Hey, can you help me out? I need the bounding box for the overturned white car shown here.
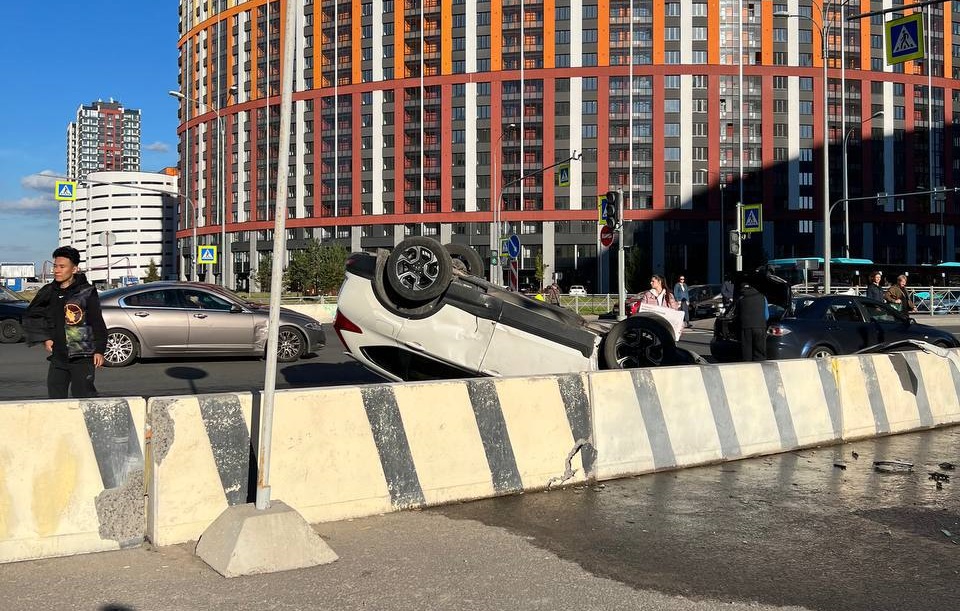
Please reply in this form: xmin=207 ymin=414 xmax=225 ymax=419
xmin=334 ymin=237 xmax=699 ymax=382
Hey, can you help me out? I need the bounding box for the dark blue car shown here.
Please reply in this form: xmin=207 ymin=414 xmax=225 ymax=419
xmin=712 ymin=289 xmax=959 ymax=361
xmin=0 ymin=285 xmax=29 ymax=343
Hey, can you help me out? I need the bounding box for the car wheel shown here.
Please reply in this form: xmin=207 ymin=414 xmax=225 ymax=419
xmin=602 ymin=316 xmax=677 ymax=369
xmin=808 ymin=345 xmax=835 ymax=359
xmin=104 ymin=329 xmax=139 ymax=367
xmin=443 ymin=243 xmax=485 ymax=277
xmin=932 ymin=339 xmax=952 ymax=349
xmin=387 ymin=237 xmax=453 ymax=302
xmin=277 ymin=326 xmax=306 ymax=362
xmin=0 ymin=319 xmax=23 ymax=343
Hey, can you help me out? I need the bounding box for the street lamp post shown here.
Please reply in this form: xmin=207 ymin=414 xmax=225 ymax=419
xmin=775 ymin=3 xmax=832 ymax=291
xmin=841 ymin=110 xmax=883 ymax=258
xmin=169 ymin=87 xmax=236 ymax=286
xmin=491 ymin=123 xmax=518 ymax=285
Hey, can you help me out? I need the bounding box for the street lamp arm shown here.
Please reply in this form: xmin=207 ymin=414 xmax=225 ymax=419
xmin=499 ymin=151 xmax=582 ymax=196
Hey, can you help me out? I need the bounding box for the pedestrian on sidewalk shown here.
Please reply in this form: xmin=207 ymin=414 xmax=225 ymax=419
xmin=673 ymin=275 xmax=691 ymax=328
xmin=24 ymin=246 xmax=107 ymax=398
xmin=884 ymin=274 xmax=916 ymax=313
xmin=735 ymin=281 xmax=768 ymax=362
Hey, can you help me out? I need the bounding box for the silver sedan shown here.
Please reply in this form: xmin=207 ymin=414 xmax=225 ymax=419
xmin=98 ymin=282 xmax=325 ymax=367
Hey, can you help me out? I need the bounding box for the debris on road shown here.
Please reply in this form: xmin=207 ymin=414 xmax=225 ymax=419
xmin=873 ymin=460 xmax=914 ymax=473
xmin=833 ymin=462 xmax=847 ymax=470
xmin=938 ymin=462 xmax=955 ymax=471
xmin=929 ymin=472 xmax=951 ymax=483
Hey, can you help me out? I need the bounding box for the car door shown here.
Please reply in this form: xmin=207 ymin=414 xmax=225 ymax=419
xmin=179 ymin=288 xmax=256 ymax=354
xmin=858 ymin=299 xmax=914 ymax=346
xmin=822 ymin=298 xmax=870 ymax=353
xmin=117 ymin=288 xmax=190 ymax=353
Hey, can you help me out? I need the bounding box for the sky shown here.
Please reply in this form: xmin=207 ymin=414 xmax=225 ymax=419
xmin=0 ymin=1 xmax=180 ymax=275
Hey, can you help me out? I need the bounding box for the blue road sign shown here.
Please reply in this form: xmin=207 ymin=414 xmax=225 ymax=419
xmin=886 ymin=14 xmax=924 ymax=65
xmin=506 ymin=234 xmax=521 ymax=258
xmin=742 ymin=204 xmax=763 ymax=234
xmin=54 ymin=181 xmax=76 ymax=202
xmin=198 ymin=245 xmax=218 ymax=265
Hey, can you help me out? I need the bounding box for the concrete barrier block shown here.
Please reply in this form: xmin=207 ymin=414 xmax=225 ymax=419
xmin=392 ymin=382 xmax=495 ymax=505
xmin=146 ymin=394 xmax=254 ymax=547
xmin=502 ymin=375 xmax=592 ymax=486
xmin=712 ymin=364 xmax=783 ymax=458
xmin=269 ymin=387 xmax=393 ymax=523
xmin=0 ymin=397 xmax=145 ymax=564
xmin=771 ymin=359 xmax=841 ymax=447
xmin=589 ymin=370 xmax=657 ymax=479
xmin=834 ymin=355 xmax=880 ymax=439
xmin=906 ymin=349 xmax=960 ymax=426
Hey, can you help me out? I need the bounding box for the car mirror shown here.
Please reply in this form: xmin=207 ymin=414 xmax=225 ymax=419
xmin=230 ymin=304 xmax=244 ymax=313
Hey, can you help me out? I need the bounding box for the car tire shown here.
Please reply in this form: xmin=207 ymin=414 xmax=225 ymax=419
xmin=0 ymin=319 xmax=23 ymax=343
xmin=386 ymin=237 xmax=453 ymax=302
xmin=277 ymin=326 xmax=306 ymax=362
xmin=932 ymin=339 xmax=952 ymax=349
xmin=602 ymin=315 xmax=677 ymax=369
xmin=808 ymin=345 xmax=835 ymax=358
xmin=443 ymin=243 xmax=485 ymax=277
xmin=104 ymin=329 xmax=139 ymax=367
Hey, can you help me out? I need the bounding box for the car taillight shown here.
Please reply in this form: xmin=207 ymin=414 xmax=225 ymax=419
xmin=767 ymin=325 xmax=791 ymax=337
xmin=333 ymin=310 xmax=362 ymax=347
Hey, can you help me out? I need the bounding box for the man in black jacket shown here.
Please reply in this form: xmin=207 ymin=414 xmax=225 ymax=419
xmin=24 ymin=246 xmax=107 ymax=398
xmin=736 ymin=282 xmax=768 ymax=362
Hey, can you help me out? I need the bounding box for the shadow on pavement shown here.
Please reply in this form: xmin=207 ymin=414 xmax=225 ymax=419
xmin=280 ymin=361 xmax=384 ymax=387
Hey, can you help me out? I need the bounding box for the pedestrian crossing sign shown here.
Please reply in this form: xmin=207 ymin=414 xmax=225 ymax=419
xmin=54 ymin=180 xmax=77 ymax=202
xmin=742 ymin=204 xmax=762 ymax=234
xmin=886 ymin=13 xmax=924 ymax=65
xmin=198 ymin=245 xmax=218 ymax=265
xmin=557 ymin=163 xmax=570 ymax=187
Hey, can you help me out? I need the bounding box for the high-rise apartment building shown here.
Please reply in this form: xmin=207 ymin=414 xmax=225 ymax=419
xmin=67 ymin=99 xmax=142 ymax=181
xmin=175 ymin=1 xmax=959 ymax=291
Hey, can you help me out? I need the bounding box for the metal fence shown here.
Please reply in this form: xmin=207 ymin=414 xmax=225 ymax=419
xmin=804 ymin=286 xmax=960 ymax=316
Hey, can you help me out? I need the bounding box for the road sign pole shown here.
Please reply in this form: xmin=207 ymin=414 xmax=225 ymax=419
xmin=616 ymin=190 xmax=626 ymax=321
xmin=736 ymin=202 xmax=743 ymax=272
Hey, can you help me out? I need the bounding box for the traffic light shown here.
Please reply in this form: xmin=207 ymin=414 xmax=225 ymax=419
xmin=728 ymin=230 xmax=741 ymax=256
xmin=604 ymin=190 xmax=621 ymax=228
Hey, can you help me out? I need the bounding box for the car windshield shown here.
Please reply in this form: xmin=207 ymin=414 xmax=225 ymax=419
xmin=0 ymin=286 xmax=26 ymax=303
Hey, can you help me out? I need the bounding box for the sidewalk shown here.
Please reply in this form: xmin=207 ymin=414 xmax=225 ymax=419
xmin=0 ymin=511 xmax=793 ymax=611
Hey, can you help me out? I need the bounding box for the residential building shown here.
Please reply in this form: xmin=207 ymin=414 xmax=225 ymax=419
xmin=67 ymin=99 xmax=142 ymax=181
xmin=174 ymin=0 xmax=958 ymax=291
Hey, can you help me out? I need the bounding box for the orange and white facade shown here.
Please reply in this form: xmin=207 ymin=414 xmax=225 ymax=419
xmin=175 ymin=0 xmax=960 ymax=290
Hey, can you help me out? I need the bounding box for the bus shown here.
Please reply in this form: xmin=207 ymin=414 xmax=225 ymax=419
xmin=766 ymin=257 xmax=960 ymax=294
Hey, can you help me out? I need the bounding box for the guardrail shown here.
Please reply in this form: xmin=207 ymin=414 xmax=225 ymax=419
xmin=798 ymin=285 xmax=960 ymax=315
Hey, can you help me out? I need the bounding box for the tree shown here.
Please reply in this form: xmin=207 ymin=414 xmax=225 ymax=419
xmin=143 ymin=259 xmax=161 ymax=283
xmin=285 ymin=240 xmax=349 ymax=295
xmin=255 ymin=253 xmax=272 ymax=292
xmin=534 ymin=250 xmax=546 ymax=289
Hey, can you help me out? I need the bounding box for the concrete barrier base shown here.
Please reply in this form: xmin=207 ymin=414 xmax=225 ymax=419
xmin=195 ymin=500 xmax=338 ymax=578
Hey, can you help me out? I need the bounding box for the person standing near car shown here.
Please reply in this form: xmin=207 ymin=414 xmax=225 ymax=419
xmin=884 ymin=274 xmax=915 ymax=312
xmin=673 ymin=275 xmax=691 ymax=328
xmin=735 ymin=281 xmax=767 ymax=362
xmin=865 ymin=271 xmax=885 ymax=302
xmin=24 ymin=246 xmax=107 ymax=398
xmin=639 ymin=275 xmax=679 ymax=309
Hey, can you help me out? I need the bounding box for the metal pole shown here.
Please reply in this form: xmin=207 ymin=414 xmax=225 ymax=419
xmin=735 ymin=202 xmax=743 ymax=272
xmin=720 ymin=183 xmax=726 ymax=281
xmin=822 ymin=5 xmax=832 ymax=293
xmin=843 ymin=127 xmax=850 ymax=258
xmin=738 ymin=0 xmax=743 ymax=234
xmin=617 ymin=189 xmax=626 ymax=321
xmin=217 ymin=110 xmax=225 ymax=286
xmin=257 ymin=0 xmax=297 ymax=512
xmin=840 ymin=0 xmax=847 ymax=259
xmin=927 ymin=5 xmax=934 ymax=262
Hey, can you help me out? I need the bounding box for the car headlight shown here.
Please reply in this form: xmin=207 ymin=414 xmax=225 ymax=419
xmin=304 ymin=322 xmax=324 ymax=330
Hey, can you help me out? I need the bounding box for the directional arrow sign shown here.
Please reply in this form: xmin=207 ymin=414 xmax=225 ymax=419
xmin=506 ymin=234 xmax=521 ymax=259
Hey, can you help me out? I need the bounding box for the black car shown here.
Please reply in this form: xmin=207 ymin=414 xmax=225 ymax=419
xmin=712 ymin=272 xmax=959 ymax=361
xmin=0 ymin=285 xmax=29 ymax=343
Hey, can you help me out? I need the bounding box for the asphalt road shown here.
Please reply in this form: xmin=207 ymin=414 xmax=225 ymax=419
xmin=0 ymin=325 xmax=382 ymax=401
xmin=2 ymin=427 xmax=956 ymax=610
xmin=1 ymin=318 xmax=957 ymax=401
